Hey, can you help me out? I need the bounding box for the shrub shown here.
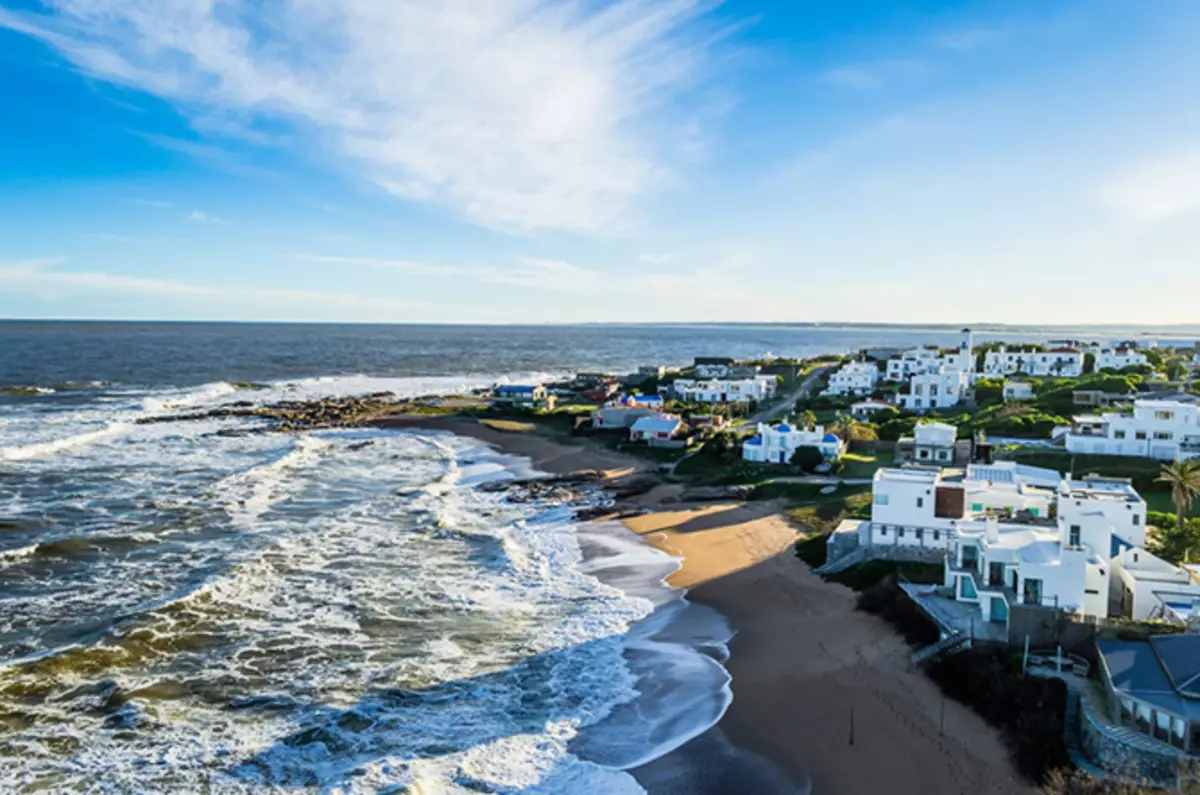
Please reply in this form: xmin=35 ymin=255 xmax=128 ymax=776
xmin=790 ymin=445 xmax=826 ymax=473
xmin=877 ymin=415 xmax=918 ymax=441
xmin=794 ymin=532 xmax=829 ymax=568
xmin=927 ymin=647 xmax=1070 ymax=784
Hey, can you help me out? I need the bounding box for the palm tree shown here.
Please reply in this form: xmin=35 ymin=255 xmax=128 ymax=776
xmin=796 ymin=409 xmax=817 ymax=431
xmin=1156 ymin=459 xmax=1200 ymax=536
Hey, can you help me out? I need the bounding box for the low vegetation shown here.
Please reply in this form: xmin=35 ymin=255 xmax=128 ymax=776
xmin=927 ymin=646 xmax=1071 ymax=784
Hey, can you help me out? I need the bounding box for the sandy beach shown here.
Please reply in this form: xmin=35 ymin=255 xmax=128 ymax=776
xmin=375 ymin=414 xmax=1033 ymax=795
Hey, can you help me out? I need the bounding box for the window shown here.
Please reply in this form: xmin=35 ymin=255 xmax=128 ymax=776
xmin=931 ymin=385 xmax=939 ymax=396
xmin=988 ymin=562 xmax=1004 ymax=587
xmin=933 ymin=530 xmax=940 ymax=542
xmin=1155 ymin=410 xmax=1175 ymax=421
xmin=917 ymin=497 xmax=924 ymax=508
xmin=960 ymin=576 xmax=977 ymax=599
xmin=916 ymin=528 xmax=924 ymax=541
xmin=874 ymin=494 xmax=889 ymax=506
xmin=878 ymin=525 xmax=888 ymax=536
xmin=1133 ymin=514 xmax=1141 ymax=526
xmin=898 ymin=527 xmax=906 ymax=538
xmin=915 ymin=384 xmax=925 ymax=395
xmin=1114 ymin=430 xmax=1126 ymax=440
xmin=918 ymin=449 xmax=929 ymax=459
xmin=971 ymin=503 xmax=983 ymax=512
xmin=1154 ymin=431 xmax=1172 ymax=441
xmin=937 ymin=450 xmax=950 ymax=461
xmin=1136 ymin=431 xmax=1147 ymax=440
xmin=1069 ymin=525 xmax=1081 ymax=547
xmin=1023 ymin=578 xmax=1043 ymax=606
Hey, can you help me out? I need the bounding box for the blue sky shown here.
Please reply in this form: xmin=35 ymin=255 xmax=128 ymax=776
xmin=2 ymin=0 xmax=1200 ymax=324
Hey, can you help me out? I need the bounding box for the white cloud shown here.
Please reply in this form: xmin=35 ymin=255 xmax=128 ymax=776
xmin=0 ymin=258 xmax=412 ymax=316
xmin=188 ymin=210 xmax=229 ymax=224
xmin=818 ymin=60 xmax=930 ymax=90
xmin=300 ymin=254 xmax=599 ymax=294
xmin=1 ymin=1 xmax=722 ymax=234
xmin=932 ymin=28 xmax=1004 ymax=51
xmin=1097 ymin=150 xmax=1200 ymax=223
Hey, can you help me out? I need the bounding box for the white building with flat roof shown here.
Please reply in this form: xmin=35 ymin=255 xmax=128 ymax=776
xmin=1063 ymin=398 xmax=1200 ymax=461
xmin=984 ymin=347 xmax=1084 ymax=378
xmin=1003 ymin=380 xmax=1035 ymax=402
xmin=1110 ymin=547 xmax=1200 ymax=621
xmin=823 ymin=361 xmax=880 ymax=397
xmin=885 ymin=347 xmax=942 ymax=382
xmin=1096 ymin=346 xmax=1148 ymax=371
xmin=671 ymin=377 xmax=777 ymax=404
xmin=897 ymin=369 xmax=970 ymax=413
xmin=850 ymin=398 xmax=897 ymax=420
xmin=743 ymin=421 xmax=844 ymax=464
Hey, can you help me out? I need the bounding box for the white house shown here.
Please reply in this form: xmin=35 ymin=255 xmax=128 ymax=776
xmin=885 ymin=347 xmax=942 ymax=382
xmin=1095 ymin=345 xmax=1148 ymax=371
xmin=897 ymin=368 xmax=970 ymax=412
xmin=671 ymin=377 xmax=777 ymax=404
xmin=850 ymin=398 xmax=897 ymax=420
xmin=895 ymin=421 xmax=960 ymax=466
xmin=823 ymin=361 xmax=880 ymax=397
xmin=944 ymin=474 xmax=1150 ymax=624
xmin=592 ymin=395 xmax=665 ymax=429
xmin=983 ymin=346 xmax=1084 ymax=378
xmin=630 ymin=414 xmax=685 ymax=443
xmin=1062 ymin=398 xmax=1200 ymax=461
xmin=1002 ymin=380 xmax=1035 ymax=402
xmin=1110 ymin=546 xmax=1200 ymax=621
xmin=742 ymin=421 xmax=844 ymax=464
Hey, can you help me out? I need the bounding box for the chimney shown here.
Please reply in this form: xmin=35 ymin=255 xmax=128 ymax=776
xmin=985 ymin=515 xmax=1000 ymax=544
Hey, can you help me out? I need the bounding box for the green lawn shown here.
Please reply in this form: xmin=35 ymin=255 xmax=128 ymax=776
xmin=838 ymin=450 xmax=895 ymax=479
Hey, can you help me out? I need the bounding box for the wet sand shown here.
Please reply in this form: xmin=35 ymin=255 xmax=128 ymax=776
xmin=374 ymin=414 xmax=1033 ymax=795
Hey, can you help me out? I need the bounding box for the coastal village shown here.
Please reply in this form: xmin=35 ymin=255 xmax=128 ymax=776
xmin=483 ymin=330 xmax=1200 ymax=791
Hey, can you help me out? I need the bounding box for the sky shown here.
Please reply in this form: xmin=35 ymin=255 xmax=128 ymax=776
xmin=2 ymin=0 xmax=1200 ymax=324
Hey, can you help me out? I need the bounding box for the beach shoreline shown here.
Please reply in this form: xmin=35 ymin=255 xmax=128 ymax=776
xmin=373 ymin=413 xmax=1033 ymax=795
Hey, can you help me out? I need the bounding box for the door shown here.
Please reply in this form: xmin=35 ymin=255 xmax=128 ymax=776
xmin=989 ymin=597 xmax=1008 ymax=623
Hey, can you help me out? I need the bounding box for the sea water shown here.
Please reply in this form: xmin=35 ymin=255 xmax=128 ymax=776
xmin=0 ymin=374 xmax=732 ymax=793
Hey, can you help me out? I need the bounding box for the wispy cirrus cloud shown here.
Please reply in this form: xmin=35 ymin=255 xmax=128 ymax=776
xmin=0 ymin=1 xmax=725 ymax=235
xmin=931 ymin=28 xmax=1004 ymax=51
xmin=0 ymin=257 xmax=413 ymax=316
xmin=188 ymin=210 xmax=228 ymax=224
xmin=818 ymin=59 xmax=931 ymax=90
xmin=300 ymin=254 xmax=600 ymax=294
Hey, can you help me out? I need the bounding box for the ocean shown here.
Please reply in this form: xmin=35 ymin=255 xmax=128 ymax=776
xmin=0 ymin=320 xmax=1194 ymax=792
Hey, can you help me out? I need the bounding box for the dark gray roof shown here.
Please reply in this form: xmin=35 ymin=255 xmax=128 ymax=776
xmin=1151 ymin=634 xmax=1200 ymax=697
xmin=1099 ymin=638 xmax=1200 ymax=721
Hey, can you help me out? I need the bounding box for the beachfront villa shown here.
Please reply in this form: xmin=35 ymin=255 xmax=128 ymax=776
xmin=1095 ymin=345 xmax=1149 ymax=371
xmin=983 ymin=346 xmax=1085 ymax=377
xmin=823 ymin=360 xmax=880 ymax=397
xmin=849 ymin=398 xmax=897 ymax=420
xmin=831 ymin=460 xmax=1200 ymax=625
xmin=629 ymin=414 xmax=685 ymax=444
xmin=492 ymin=384 xmax=556 ymax=410
xmin=1002 ymin=380 xmax=1035 ymax=402
xmin=670 ymin=377 xmax=777 ymax=404
xmin=1061 ymin=397 xmax=1200 ymax=461
xmin=1097 ymin=634 xmax=1200 ymax=754
xmin=896 ymin=368 xmax=970 ymax=413
xmin=742 ymin=421 xmax=844 ymax=464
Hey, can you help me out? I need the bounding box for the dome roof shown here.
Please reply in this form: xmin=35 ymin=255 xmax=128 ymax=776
xmin=746 ymin=436 xmax=762 ymax=446
xmin=774 ymin=423 xmax=792 ymax=433
xmin=823 ymin=433 xmax=839 ymax=443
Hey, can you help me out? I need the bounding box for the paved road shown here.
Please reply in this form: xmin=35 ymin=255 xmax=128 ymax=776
xmin=745 ymin=364 xmax=836 ymax=425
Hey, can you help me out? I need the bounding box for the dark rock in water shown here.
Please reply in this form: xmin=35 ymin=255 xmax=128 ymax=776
xmin=346 ymin=440 xmax=374 ymax=451
xmin=476 ymin=481 xmax=513 ymax=493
